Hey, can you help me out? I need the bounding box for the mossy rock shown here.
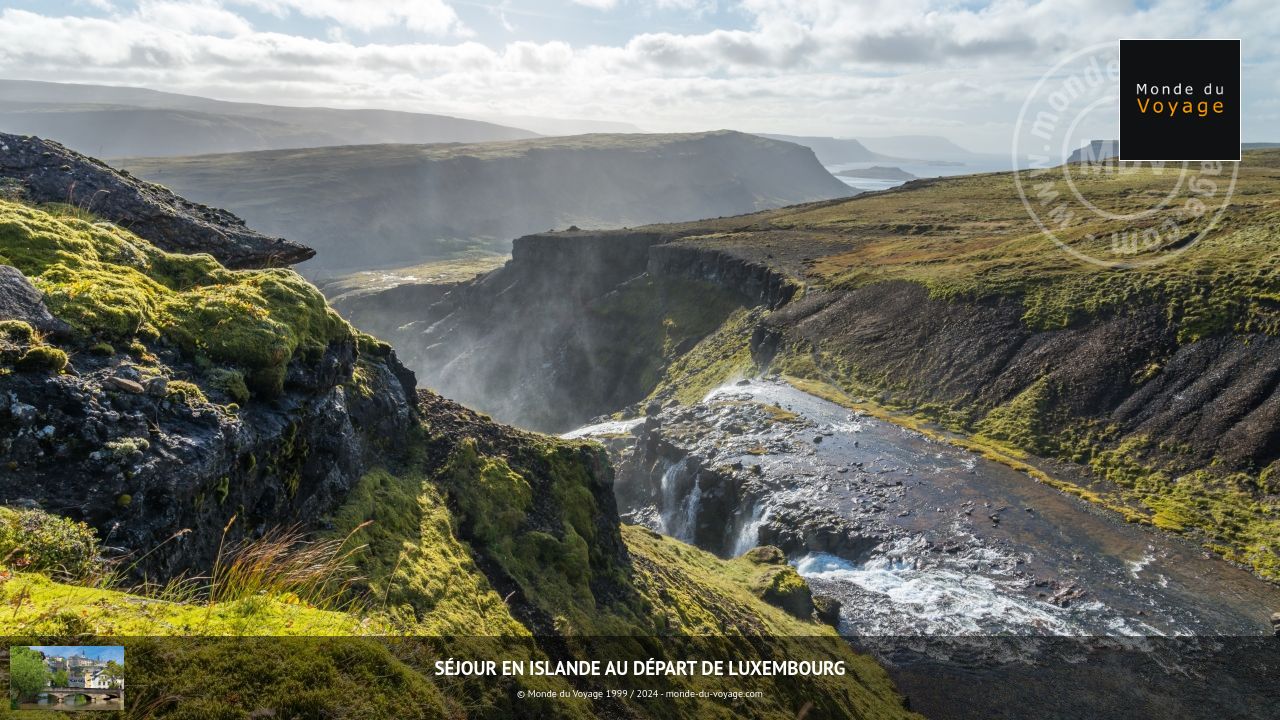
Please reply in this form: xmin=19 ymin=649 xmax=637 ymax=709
xmin=207 ymin=367 xmax=250 ymax=404
xmin=14 ymin=345 xmax=67 ymax=373
xmin=0 ymin=199 xmax=356 ymax=400
xmin=742 ymin=545 xmax=787 ymax=565
xmin=0 ymin=319 xmax=35 ymax=344
xmin=751 ymin=565 xmax=814 ymax=619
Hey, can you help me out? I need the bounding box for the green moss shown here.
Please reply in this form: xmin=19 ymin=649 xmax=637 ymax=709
xmin=0 ymin=199 xmax=356 ymax=399
xmin=0 ymin=573 xmax=378 ymax=635
xmin=104 ymin=436 xmax=150 ymax=459
xmin=0 ymin=507 xmax=101 ymax=580
xmin=207 ymin=367 xmax=250 ymax=404
xmin=356 ymin=331 xmax=393 ymax=358
xmin=166 ymin=379 xmax=208 ymax=405
xmin=0 ymin=319 xmax=35 ymax=344
xmin=975 ymin=377 xmax=1057 ymax=455
xmin=647 ymin=307 xmax=758 ymax=406
xmin=88 ymin=341 xmax=115 ymax=356
xmin=750 ymin=564 xmax=814 ymax=619
xmin=13 ymin=345 xmax=67 ymax=373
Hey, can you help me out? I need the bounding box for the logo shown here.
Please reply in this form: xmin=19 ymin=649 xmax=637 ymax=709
xmin=1011 ymin=42 xmax=1238 ymax=269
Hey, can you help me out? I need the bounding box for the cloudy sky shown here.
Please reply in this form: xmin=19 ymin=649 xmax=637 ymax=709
xmin=0 ymin=0 xmax=1275 ymax=152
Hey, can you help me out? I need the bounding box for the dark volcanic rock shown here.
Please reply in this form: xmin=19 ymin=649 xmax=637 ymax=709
xmin=0 ymin=265 xmax=70 ymax=337
xmin=0 ymin=334 xmax=419 ymax=579
xmin=0 ymin=133 xmax=313 ymax=268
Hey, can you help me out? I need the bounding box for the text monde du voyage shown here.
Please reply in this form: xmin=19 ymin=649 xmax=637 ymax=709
xmin=1135 ymin=82 xmax=1228 ymax=118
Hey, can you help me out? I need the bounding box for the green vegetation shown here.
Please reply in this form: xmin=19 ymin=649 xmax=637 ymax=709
xmin=9 ymin=646 xmax=47 ymax=701
xmin=0 ymin=191 xmax=921 ymax=717
xmin=738 ymin=157 xmax=1280 ymax=342
xmin=588 ymin=277 xmax=746 ymax=396
xmin=13 ymin=345 xmax=67 ymax=373
xmin=0 ymin=507 xmax=101 ymax=581
xmin=646 ymin=308 xmax=759 ymax=406
xmin=327 ymin=466 xmax=530 ymax=636
xmin=0 ymin=319 xmax=35 ymax=344
xmin=0 ymin=199 xmax=357 ymax=398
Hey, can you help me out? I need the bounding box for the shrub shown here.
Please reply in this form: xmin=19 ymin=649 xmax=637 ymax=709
xmin=0 ymin=506 xmax=101 ymax=580
xmin=14 ymin=345 xmax=67 ymax=373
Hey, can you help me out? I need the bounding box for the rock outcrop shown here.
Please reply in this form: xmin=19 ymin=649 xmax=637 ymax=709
xmin=0 ymin=133 xmax=313 ymax=268
xmin=0 ymin=146 xmax=406 ymax=575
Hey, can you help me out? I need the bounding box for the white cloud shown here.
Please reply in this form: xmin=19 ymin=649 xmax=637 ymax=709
xmin=0 ymin=1 xmax=1274 ymax=151
xmin=137 ymin=1 xmax=253 ymax=36
xmin=229 ymin=0 xmax=467 ymax=35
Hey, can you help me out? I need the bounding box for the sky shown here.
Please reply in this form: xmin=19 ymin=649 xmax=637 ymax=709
xmin=27 ymin=646 xmax=125 ymax=664
xmin=0 ymin=0 xmax=1275 ymax=152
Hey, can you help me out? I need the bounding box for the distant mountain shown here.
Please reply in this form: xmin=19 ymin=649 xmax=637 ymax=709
xmin=471 ymin=115 xmax=643 ymax=135
xmin=757 ymin=134 xmax=888 ymax=164
xmin=857 ymin=135 xmax=977 ymax=161
xmin=0 ymin=79 xmax=537 ymax=156
xmin=837 ymin=166 xmax=916 ymax=181
xmin=1068 ymin=140 xmax=1119 ymax=163
xmin=119 ymin=130 xmax=855 ymax=275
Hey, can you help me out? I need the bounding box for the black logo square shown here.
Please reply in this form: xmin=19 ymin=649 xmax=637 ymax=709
xmin=1120 ymin=39 xmax=1240 ymax=161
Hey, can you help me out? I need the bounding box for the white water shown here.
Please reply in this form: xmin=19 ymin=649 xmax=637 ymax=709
xmin=560 ymin=417 xmax=644 ymax=439
xmin=795 ymin=551 xmax=1085 ymax=635
xmin=658 ymin=458 xmax=689 ymax=537
xmin=732 ymin=504 xmax=769 ymax=558
xmin=676 ymin=477 xmax=702 ymax=543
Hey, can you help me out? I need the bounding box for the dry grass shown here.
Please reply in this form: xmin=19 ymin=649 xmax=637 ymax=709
xmin=208 ymin=517 xmax=372 ymax=611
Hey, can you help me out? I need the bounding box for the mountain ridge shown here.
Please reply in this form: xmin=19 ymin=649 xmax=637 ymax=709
xmin=119 ymin=130 xmax=856 ymax=274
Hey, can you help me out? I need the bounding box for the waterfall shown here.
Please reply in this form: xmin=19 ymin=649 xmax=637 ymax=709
xmin=677 ymin=477 xmax=703 ymax=543
xmin=658 ymin=458 xmax=689 ymax=535
xmin=731 ymin=504 xmax=768 ymax=557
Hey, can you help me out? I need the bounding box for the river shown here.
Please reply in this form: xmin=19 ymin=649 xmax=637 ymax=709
xmin=568 ymin=378 xmax=1280 ymax=718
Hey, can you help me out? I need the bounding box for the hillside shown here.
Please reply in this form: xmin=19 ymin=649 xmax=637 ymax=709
xmin=0 ymin=133 xmax=916 ymax=719
xmin=758 ymin=134 xmax=888 ymax=164
xmin=119 ymin=131 xmax=855 ymax=275
xmin=0 ymin=79 xmax=537 ymax=157
xmin=376 ymin=151 xmax=1280 ymax=584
